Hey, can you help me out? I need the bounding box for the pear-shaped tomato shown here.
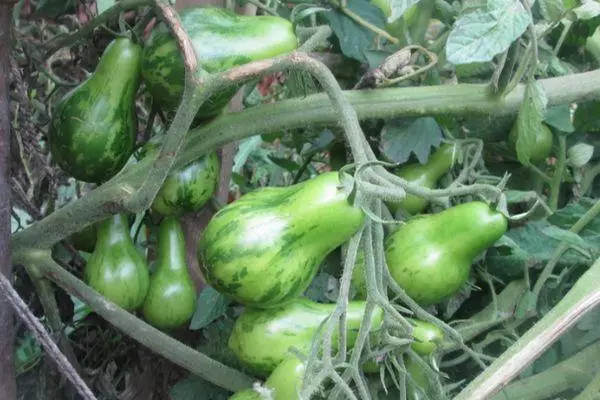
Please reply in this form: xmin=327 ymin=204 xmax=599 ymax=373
xmin=198 ymin=172 xmax=365 ymax=308
xmin=385 ymin=201 xmax=508 ymax=305
xmin=84 ymin=214 xmax=150 ymax=311
xmin=142 ymin=218 xmax=197 ymax=329
xmin=387 ymin=143 xmax=457 ymax=216
xmin=49 ymin=38 xmax=141 ymax=183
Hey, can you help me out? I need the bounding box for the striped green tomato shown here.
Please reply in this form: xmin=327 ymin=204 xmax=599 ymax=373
xmin=228 ymin=297 xmax=384 ymax=376
xmin=141 ymin=7 xmax=299 ymax=121
xmin=197 ymin=172 xmax=365 ymax=308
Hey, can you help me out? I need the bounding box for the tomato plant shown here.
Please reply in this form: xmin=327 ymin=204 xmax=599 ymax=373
xmin=5 ymin=0 xmax=600 ymax=399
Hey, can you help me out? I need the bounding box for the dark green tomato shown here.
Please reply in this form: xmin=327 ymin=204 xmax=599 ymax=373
xmin=84 ymin=214 xmax=150 ymax=311
xmin=508 ymin=122 xmax=554 ymax=164
xmin=141 ymin=6 xmax=298 ymax=121
xmin=387 ymin=143 xmax=457 ymax=216
xmin=142 ymin=218 xmax=197 ymax=330
xmin=49 ymin=38 xmax=141 ymax=183
xmin=140 ymin=136 xmax=220 ymax=217
xmin=385 ymin=202 xmax=508 ymax=305
xmin=198 ymin=172 xmax=365 ymax=308
xmin=228 ymin=297 xmax=384 ymax=376
xmin=152 ymin=152 xmax=219 ymax=217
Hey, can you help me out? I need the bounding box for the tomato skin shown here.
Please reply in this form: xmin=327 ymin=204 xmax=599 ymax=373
xmin=198 ymin=172 xmax=365 ymax=308
xmin=140 ymin=136 xmax=220 ymax=217
xmin=508 ymin=123 xmax=554 ymax=164
xmin=84 ymin=214 xmax=150 ymax=311
xmin=387 ymin=143 xmax=456 ymax=216
xmin=142 ymin=218 xmax=197 ymax=330
xmin=141 ymin=7 xmax=298 ymax=121
xmin=228 ymin=357 xmax=306 ymax=400
xmin=48 ymin=38 xmax=141 ymax=183
xmin=385 ymin=202 xmax=508 ymax=305
xmin=228 ymin=297 xmax=384 ymax=376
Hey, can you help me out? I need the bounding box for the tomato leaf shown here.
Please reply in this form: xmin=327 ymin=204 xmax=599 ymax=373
xmin=380 ymin=117 xmax=444 ymax=164
xmin=388 ymin=0 xmax=420 ymax=22
xmin=323 ymin=0 xmax=386 ymax=63
xmin=486 ymin=217 xmax=597 ymax=280
xmin=537 ymin=0 xmax=565 ymax=22
xmin=514 ymin=79 xmax=548 ymax=166
xmin=446 ymin=0 xmax=531 ymax=64
xmin=544 ymin=104 xmax=575 ymax=133
xmin=188 ymin=286 xmax=231 ymax=331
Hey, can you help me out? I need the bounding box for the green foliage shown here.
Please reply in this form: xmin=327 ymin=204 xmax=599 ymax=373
xmin=380 ymin=117 xmax=444 ymax=164
xmin=445 ymin=0 xmax=532 ymax=64
xmin=189 ymin=286 xmax=231 ymax=331
xmin=323 ymin=0 xmax=387 ymax=63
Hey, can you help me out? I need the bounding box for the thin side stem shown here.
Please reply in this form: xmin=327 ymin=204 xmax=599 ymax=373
xmin=0 ymin=273 xmax=96 ymax=400
xmin=43 ymin=0 xmax=148 ymax=58
xmin=549 ymin=135 xmax=567 ymax=211
xmin=531 ymin=198 xmax=600 ymax=302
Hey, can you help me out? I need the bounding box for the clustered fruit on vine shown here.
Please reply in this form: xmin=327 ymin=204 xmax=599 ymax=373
xmin=50 ymin=6 xmax=510 ymax=400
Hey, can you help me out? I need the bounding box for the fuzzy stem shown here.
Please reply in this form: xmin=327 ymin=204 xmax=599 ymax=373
xmin=0 ymin=272 xmax=96 ymax=399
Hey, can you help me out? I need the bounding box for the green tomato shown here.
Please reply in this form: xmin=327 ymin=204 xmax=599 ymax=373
xmin=49 ymin=38 xmax=141 ymax=183
xmin=387 ymin=143 xmax=457 ymax=216
xmin=508 ymin=122 xmax=554 ymax=164
xmin=142 ymin=218 xmax=197 ymax=330
xmin=84 ymin=214 xmax=150 ymax=311
xmin=140 ymin=135 xmax=220 ymax=217
xmin=228 ymin=357 xmax=307 ymax=400
xmin=198 ymin=172 xmax=365 ymax=308
xmin=141 ymin=7 xmax=299 ymax=122
xmin=228 ymin=297 xmax=384 ymax=376
xmin=385 ymin=202 xmax=508 ymax=305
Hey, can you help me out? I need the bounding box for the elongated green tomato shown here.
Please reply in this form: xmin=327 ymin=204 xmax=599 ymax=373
xmin=141 ymin=7 xmax=298 ymax=121
xmin=140 ymin=136 xmax=220 ymax=217
xmin=228 ymin=297 xmax=384 ymax=376
xmin=387 ymin=143 xmax=457 ymax=216
xmin=198 ymin=171 xmax=365 ymax=308
xmin=508 ymin=122 xmax=554 ymax=164
xmin=142 ymin=218 xmax=197 ymax=329
xmin=385 ymin=201 xmax=508 ymax=305
xmin=84 ymin=214 xmax=150 ymax=311
xmin=49 ymin=38 xmax=141 ymax=183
